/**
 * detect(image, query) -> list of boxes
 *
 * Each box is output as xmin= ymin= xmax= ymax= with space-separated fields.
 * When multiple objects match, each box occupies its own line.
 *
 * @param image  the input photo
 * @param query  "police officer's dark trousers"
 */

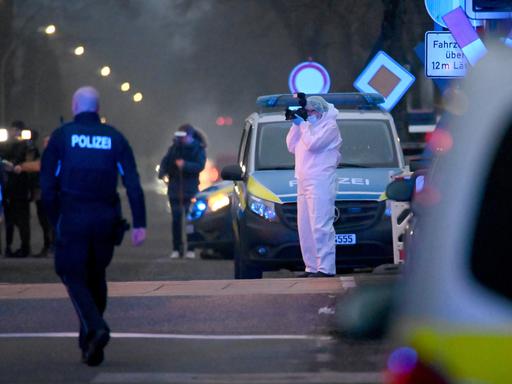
xmin=55 ymin=200 xmax=116 ymax=352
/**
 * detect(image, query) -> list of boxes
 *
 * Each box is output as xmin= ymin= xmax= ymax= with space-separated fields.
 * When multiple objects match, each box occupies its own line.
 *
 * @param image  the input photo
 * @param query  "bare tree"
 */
xmin=269 ymin=0 xmax=339 ymax=62
xmin=0 ymin=1 xmax=45 ymax=124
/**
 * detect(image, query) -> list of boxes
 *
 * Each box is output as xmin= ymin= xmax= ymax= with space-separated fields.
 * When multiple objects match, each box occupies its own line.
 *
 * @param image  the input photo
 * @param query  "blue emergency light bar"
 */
xmin=256 ymin=93 xmax=385 ymax=111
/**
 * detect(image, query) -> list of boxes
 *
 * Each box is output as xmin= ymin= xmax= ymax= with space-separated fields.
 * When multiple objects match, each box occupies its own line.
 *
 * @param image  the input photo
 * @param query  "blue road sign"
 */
xmin=425 ymin=0 xmax=464 ymax=28
xmin=353 ymin=51 xmax=415 ymax=112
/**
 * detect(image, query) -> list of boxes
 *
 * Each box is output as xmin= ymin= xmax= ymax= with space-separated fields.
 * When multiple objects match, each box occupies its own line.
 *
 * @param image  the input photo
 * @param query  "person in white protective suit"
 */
xmin=286 ymin=96 xmax=342 ymax=277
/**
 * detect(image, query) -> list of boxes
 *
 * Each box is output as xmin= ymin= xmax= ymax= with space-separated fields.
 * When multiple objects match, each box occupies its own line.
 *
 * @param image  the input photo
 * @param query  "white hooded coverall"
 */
xmin=286 ymin=103 xmax=342 ymax=275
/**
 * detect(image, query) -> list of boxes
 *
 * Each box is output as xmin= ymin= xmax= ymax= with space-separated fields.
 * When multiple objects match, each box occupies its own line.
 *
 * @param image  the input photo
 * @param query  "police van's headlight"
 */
xmin=208 ymin=192 xmax=230 ymax=212
xmin=248 ymin=194 xmax=278 ymax=222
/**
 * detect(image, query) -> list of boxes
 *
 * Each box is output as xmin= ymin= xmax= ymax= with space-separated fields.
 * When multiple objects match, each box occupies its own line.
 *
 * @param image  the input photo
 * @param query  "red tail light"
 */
xmin=399 ymin=248 xmax=406 ymax=262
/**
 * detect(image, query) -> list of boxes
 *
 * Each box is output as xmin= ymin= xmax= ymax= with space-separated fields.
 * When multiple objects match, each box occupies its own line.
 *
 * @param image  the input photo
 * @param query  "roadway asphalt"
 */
xmin=0 ymin=187 xmax=398 ymax=383
xmin=0 ymin=278 xmax=394 ymax=384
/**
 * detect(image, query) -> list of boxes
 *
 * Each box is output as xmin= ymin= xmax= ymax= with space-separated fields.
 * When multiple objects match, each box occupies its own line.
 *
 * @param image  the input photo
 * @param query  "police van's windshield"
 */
xmin=255 ymin=119 xmax=399 ymax=170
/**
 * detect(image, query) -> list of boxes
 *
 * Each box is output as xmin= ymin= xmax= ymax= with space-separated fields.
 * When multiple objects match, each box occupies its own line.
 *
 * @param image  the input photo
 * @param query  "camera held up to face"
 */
xmin=285 ymin=92 xmax=308 ymax=121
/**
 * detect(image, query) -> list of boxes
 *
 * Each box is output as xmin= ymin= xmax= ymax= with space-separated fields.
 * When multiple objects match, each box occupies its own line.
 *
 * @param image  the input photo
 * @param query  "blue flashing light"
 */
xmin=188 ymin=199 xmax=207 ymax=221
xmin=256 ymin=93 xmax=384 ymax=111
xmin=265 ymin=96 xmax=279 ymax=107
xmin=387 ymin=347 xmax=418 ymax=375
xmin=362 ymin=93 xmax=385 ymax=105
xmin=257 ymin=246 xmax=269 ymax=256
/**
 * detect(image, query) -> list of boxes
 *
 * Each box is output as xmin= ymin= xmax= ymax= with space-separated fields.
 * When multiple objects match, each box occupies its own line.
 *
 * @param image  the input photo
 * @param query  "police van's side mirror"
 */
xmin=221 ymin=164 xmax=243 ymax=181
xmin=386 ymin=178 xmax=415 ymax=202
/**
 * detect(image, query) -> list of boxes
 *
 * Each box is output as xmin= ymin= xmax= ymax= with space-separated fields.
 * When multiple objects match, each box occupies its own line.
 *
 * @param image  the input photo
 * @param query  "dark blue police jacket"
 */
xmin=40 ymin=112 xmax=146 ymax=228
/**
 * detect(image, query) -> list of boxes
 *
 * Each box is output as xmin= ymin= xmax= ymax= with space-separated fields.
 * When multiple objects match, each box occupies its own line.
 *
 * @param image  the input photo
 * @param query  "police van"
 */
xmin=221 ymin=93 xmax=407 ymax=279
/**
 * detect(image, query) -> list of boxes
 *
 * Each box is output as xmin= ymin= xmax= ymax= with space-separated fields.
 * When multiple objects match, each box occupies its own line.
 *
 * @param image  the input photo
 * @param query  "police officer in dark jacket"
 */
xmin=40 ymin=86 xmax=146 ymax=366
xmin=158 ymin=124 xmax=206 ymax=258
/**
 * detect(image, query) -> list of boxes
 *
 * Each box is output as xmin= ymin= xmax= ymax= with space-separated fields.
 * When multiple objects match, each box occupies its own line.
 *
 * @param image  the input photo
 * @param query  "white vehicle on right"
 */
xmin=385 ymin=46 xmax=512 ymax=384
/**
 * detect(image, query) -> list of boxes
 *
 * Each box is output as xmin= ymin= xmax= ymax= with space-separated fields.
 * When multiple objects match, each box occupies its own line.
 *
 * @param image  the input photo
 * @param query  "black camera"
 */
xmin=285 ymin=92 xmax=308 ymax=121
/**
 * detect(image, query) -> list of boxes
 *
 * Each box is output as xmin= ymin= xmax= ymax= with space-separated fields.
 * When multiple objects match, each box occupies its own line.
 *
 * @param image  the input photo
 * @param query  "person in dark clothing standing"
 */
xmin=0 ymin=159 xmax=6 ymax=241
xmin=158 ymin=124 xmax=206 ymax=259
xmin=3 ymin=120 xmax=32 ymax=258
xmin=32 ymin=134 xmax=54 ymax=258
xmin=15 ymin=132 xmax=55 ymax=257
xmin=40 ymin=86 xmax=147 ymax=366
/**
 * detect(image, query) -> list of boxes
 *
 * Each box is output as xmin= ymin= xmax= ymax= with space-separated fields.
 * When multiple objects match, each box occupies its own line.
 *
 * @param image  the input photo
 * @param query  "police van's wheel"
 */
xmin=234 ymin=240 xmax=262 ymax=279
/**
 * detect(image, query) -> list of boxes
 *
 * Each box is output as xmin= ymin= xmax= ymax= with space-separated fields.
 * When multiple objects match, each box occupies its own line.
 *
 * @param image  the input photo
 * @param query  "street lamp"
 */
xmin=74 ymin=46 xmax=85 ymax=56
xmin=44 ymin=24 xmax=56 ymax=35
xmin=100 ymin=66 xmax=111 ymax=77
xmin=120 ymin=82 xmax=130 ymax=92
xmin=133 ymin=92 xmax=143 ymax=102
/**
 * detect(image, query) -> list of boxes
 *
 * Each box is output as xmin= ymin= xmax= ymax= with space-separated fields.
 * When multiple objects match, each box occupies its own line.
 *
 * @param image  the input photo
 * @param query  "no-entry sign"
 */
xmin=424 ymin=0 xmax=463 ymax=28
xmin=288 ymin=61 xmax=331 ymax=94
xmin=425 ymin=31 xmax=469 ymax=78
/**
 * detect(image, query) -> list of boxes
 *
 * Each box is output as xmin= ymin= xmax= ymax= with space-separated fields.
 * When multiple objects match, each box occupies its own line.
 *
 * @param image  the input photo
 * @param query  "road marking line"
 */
xmin=339 ymin=276 xmax=356 ymax=289
xmin=0 ymin=332 xmax=332 ymax=341
xmin=92 ymin=371 xmax=383 ymax=383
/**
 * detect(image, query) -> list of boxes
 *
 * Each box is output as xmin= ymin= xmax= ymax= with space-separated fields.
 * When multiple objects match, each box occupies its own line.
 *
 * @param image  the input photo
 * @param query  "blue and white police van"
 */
xmin=221 ymin=93 xmax=407 ymax=279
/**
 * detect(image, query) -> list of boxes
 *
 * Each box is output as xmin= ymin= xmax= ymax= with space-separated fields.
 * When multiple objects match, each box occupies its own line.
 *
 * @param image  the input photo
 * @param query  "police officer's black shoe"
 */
xmin=297 ymin=271 xmax=315 ymax=277
xmin=311 ymin=272 xmax=336 ymax=278
xmin=4 ymin=247 xmax=14 ymax=258
xmin=84 ymin=329 xmax=110 ymax=366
